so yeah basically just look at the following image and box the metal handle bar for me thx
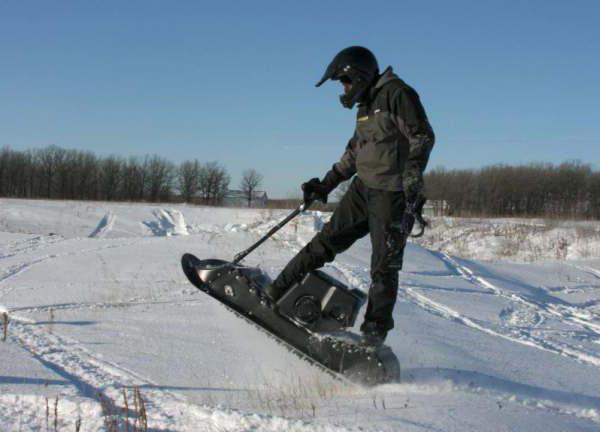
[232,200,313,265]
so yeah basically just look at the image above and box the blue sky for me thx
[1,1,598,198]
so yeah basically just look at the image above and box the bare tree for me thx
[0,146,9,196]
[198,162,230,204]
[79,151,99,200]
[99,156,123,201]
[36,146,66,198]
[146,155,174,202]
[121,157,140,201]
[240,168,263,207]
[424,161,599,218]
[178,160,200,202]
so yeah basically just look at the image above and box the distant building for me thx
[222,189,268,208]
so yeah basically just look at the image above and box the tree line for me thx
[424,161,600,219]
[0,145,231,204]
[3,146,598,218]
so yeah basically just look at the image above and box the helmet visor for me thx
[315,74,329,87]
[338,75,352,84]
[315,62,339,87]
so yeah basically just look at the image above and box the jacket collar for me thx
[374,66,399,89]
[359,66,399,106]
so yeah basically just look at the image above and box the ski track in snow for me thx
[237,213,600,423]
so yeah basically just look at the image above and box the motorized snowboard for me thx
[181,252,400,385]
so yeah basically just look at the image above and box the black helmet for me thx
[315,46,379,109]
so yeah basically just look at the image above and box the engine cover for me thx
[277,270,366,332]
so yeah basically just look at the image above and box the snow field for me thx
[417,216,600,262]
[1,198,600,431]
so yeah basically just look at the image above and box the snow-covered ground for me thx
[1,198,599,431]
[416,216,600,262]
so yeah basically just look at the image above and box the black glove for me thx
[403,178,423,207]
[402,194,428,237]
[302,178,331,204]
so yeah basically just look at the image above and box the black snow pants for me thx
[273,176,408,332]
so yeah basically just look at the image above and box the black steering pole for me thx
[232,200,313,265]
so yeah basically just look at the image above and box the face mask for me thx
[338,74,370,109]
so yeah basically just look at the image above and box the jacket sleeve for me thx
[391,86,435,202]
[322,133,358,190]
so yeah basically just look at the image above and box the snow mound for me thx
[224,222,248,232]
[143,209,189,236]
[415,217,600,262]
[225,211,328,245]
[89,211,116,238]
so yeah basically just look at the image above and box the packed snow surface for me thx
[1,198,600,431]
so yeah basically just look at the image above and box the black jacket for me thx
[326,67,435,199]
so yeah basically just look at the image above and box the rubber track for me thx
[207,293,358,387]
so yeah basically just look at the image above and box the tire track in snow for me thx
[325,258,600,422]
[402,284,600,366]
[330,253,600,368]
[0,260,47,286]
[0,237,182,298]
[569,263,600,280]
[1,220,354,430]
[9,296,202,314]
[435,252,600,339]
[0,234,65,260]
[8,313,203,428]
[7,313,353,432]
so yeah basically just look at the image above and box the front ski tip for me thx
[181,253,210,292]
[181,254,233,292]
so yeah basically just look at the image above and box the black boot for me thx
[360,322,387,347]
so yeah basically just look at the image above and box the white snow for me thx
[416,216,600,262]
[145,208,189,236]
[89,211,116,238]
[1,197,600,431]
